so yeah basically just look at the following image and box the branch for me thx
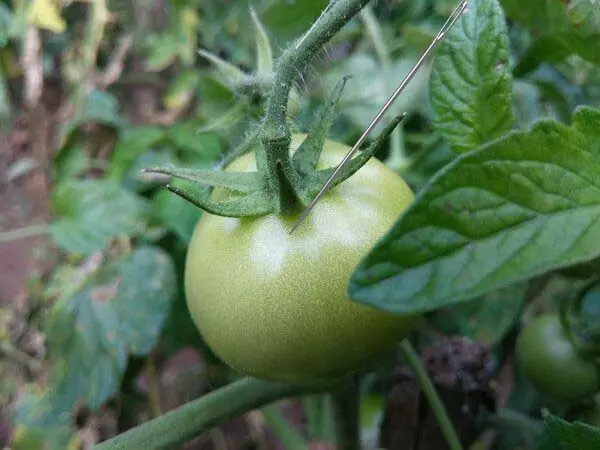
[95,377,331,449]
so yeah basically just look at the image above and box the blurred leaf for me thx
[152,189,201,243]
[324,53,429,134]
[12,391,77,450]
[360,393,384,450]
[428,282,527,343]
[50,180,150,255]
[491,409,547,450]
[402,142,454,191]
[568,0,600,37]
[109,126,167,181]
[528,64,583,122]
[350,107,600,314]
[53,144,90,180]
[61,89,124,146]
[0,65,12,130]
[43,246,176,411]
[164,70,200,110]
[262,0,329,43]
[302,394,335,442]
[0,3,11,47]
[502,0,600,67]
[430,0,514,154]
[543,410,600,449]
[146,34,181,71]
[179,7,199,65]
[27,0,65,34]
[500,0,568,33]
[512,80,547,127]
[262,405,307,450]
[43,252,104,302]
[168,127,222,161]
[195,72,238,118]
[194,102,246,135]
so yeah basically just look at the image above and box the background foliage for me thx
[1,0,600,448]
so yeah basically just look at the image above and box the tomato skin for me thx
[517,314,600,402]
[185,135,419,382]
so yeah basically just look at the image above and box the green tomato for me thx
[185,135,419,382]
[517,314,600,402]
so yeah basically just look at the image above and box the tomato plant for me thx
[185,135,419,382]
[5,0,600,448]
[578,398,600,428]
[517,314,600,402]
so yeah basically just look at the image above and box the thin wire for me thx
[290,0,468,234]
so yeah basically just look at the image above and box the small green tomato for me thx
[517,314,600,402]
[185,135,419,382]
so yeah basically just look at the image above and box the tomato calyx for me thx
[144,77,404,218]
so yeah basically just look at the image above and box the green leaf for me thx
[428,283,527,343]
[543,410,600,449]
[0,61,13,131]
[512,80,547,127]
[429,0,513,154]
[164,70,200,110]
[350,107,600,314]
[323,53,429,134]
[27,0,66,34]
[12,391,77,450]
[60,90,124,146]
[44,246,176,410]
[501,0,600,66]
[146,34,181,71]
[262,0,330,43]
[152,189,201,243]
[167,126,222,161]
[109,126,167,181]
[0,3,12,47]
[500,0,569,34]
[50,180,150,255]
[568,0,600,37]
[53,144,90,180]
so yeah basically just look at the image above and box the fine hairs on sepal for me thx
[143,77,404,218]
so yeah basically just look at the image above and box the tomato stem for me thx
[260,0,372,209]
[400,340,464,450]
[94,377,333,449]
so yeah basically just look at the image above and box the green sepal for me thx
[166,185,277,217]
[250,7,273,74]
[292,76,350,176]
[303,115,405,199]
[198,49,248,86]
[143,166,261,193]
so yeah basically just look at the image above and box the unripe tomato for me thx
[517,314,600,402]
[185,135,419,382]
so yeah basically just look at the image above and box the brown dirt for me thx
[0,109,56,305]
